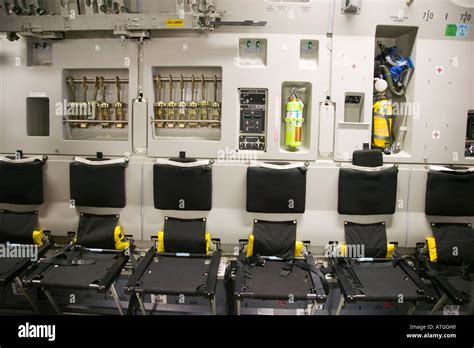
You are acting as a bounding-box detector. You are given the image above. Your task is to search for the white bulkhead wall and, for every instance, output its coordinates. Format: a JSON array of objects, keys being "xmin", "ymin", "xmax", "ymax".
[{"xmin": 0, "ymin": 0, "xmax": 473, "ymax": 248}]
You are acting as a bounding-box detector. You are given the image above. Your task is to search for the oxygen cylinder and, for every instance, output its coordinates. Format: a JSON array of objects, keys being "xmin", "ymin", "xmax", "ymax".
[
  {"xmin": 285, "ymin": 95, "xmax": 304, "ymax": 149},
  {"xmin": 372, "ymin": 99, "xmax": 393, "ymax": 150}
]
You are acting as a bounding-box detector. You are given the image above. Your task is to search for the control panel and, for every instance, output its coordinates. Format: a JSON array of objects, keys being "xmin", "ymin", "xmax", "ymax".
[{"xmin": 239, "ymin": 88, "xmax": 267, "ymax": 151}]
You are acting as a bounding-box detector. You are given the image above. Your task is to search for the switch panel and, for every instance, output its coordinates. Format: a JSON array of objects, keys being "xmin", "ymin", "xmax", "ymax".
[
  {"xmin": 239, "ymin": 88, "xmax": 267, "ymax": 151},
  {"xmin": 240, "ymin": 135, "xmax": 265, "ymax": 151}
]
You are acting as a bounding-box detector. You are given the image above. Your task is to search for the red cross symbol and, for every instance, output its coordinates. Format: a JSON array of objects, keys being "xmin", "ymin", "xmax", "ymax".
[
  {"xmin": 436, "ymin": 66, "xmax": 444, "ymax": 75},
  {"xmin": 433, "ymin": 131, "xmax": 440, "ymax": 139},
  {"xmin": 351, "ymin": 63, "xmax": 358, "ymax": 71}
]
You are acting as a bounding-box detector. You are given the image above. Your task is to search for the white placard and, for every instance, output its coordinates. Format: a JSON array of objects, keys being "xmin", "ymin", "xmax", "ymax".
[
  {"xmin": 29, "ymin": 92, "xmax": 47, "ymax": 98},
  {"xmin": 151, "ymin": 294, "xmax": 167, "ymax": 305},
  {"xmin": 257, "ymin": 308, "xmax": 274, "ymax": 315},
  {"xmin": 443, "ymin": 305, "xmax": 460, "ymax": 316}
]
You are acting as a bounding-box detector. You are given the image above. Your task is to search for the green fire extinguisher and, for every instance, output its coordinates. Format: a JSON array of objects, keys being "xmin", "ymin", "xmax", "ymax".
[{"xmin": 285, "ymin": 89, "xmax": 305, "ymax": 149}]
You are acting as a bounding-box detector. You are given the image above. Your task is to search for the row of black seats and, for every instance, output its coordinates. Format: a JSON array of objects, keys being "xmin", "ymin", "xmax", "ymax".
[{"xmin": 0, "ymin": 150, "xmax": 473, "ymax": 315}]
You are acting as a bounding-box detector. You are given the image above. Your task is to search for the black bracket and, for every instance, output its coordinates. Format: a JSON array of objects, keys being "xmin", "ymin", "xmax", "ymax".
[
  {"xmin": 416, "ymin": 242, "xmax": 426, "ymax": 251},
  {"xmin": 15, "ymin": 150, "xmax": 23, "ymax": 159},
  {"xmin": 67, "ymin": 231, "xmax": 76, "ymax": 242},
  {"xmin": 125, "ymin": 234, "xmax": 135, "ymax": 246},
  {"xmin": 238, "ymin": 239, "xmax": 248, "ymax": 252},
  {"xmin": 212, "ymin": 238, "xmax": 221, "ymax": 249}
]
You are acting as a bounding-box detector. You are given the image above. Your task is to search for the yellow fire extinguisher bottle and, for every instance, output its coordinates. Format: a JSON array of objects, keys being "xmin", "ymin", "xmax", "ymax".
[
  {"xmin": 285, "ymin": 95, "xmax": 304, "ymax": 148},
  {"xmin": 372, "ymin": 99, "xmax": 393, "ymax": 149}
]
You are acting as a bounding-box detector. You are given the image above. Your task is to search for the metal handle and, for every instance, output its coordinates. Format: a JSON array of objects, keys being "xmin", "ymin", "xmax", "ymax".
[
  {"xmin": 67, "ymin": 77, "xmax": 129, "ymax": 84},
  {"xmin": 156, "ymin": 74, "xmax": 163, "ymax": 101},
  {"xmin": 115, "ymin": 76, "xmax": 121, "ymax": 102},
  {"xmin": 169, "ymin": 74, "xmax": 173, "ymax": 101},
  {"xmin": 82, "ymin": 77, "xmax": 88, "ymax": 102},
  {"xmin": 93, "ymin": 76, "xmax": 100, "ymax": 100},
  {"xmin": 201, "ymin": 74, "xmax": 206, "ymax": 101},
  {"xmin": 213, "ymin": 75, "xmax": 218, "ymax": 102},
  {"xmin": 100, "ymin": 76, "xmax": 106, "ymax": 102},
  {"xmin": 180, "ymin": 75, "xmax": 185, "ymax": 101},
  {"xmin": 67, "ymin": 77, "xmax": 76, "ymax": 102},
  {"xmin": 154, "ymin": 76, "xmax": 222, "ymax": 83}
]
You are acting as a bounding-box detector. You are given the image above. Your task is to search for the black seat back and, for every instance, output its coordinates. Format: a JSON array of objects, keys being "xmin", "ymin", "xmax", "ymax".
[
  {"xmin": 0, "ymin": 210, "xmax": 38, "ymax": 245},
  {"xmin": 344, "ymin": 222, "xmax": 388, "ymax": 259},
  {"xmin": 70, "ymin": 158, "xmax": 126, "ymax": 209},
  {"xmin": 0, "ymin": 157, "xmax": 44, "ymax": 205},
  {"xmin": 338, "ymin": 150, "xmax": 398, "ymax": 215},
  {"xmin": 76, "ymin": 213, "xmax": 118, "ymax": 250},
  {"xmin": 253, "ymin": 220, "xmax": 297, "ymax": 261},
  {"xmin": 163, "ymin": 217, "xmax": 207, "ymax": 254}
]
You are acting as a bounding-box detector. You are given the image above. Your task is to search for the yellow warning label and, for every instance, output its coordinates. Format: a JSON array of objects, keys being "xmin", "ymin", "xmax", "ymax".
[{"xmin": 166, "ymin": 19, "xmax": 185, "ymax": 27}]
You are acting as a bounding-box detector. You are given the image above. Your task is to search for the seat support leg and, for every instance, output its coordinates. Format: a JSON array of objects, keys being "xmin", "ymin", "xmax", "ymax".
[
  {"xmin": 110, "ymin": 283, "xmax": 124, "ymax": 316},
  {"xmin": 309, "ymin": 301, "xmax": 316, "ymax": 316},
  {"xmin": 43, "ymin": 288, "xmax": 62, "ymax": 315},
  {"xmin": 236, "ymin": 298, "xmax": 241, "ymax": 316},
  {"xmin": 14, "ymin": 277, "xmax": 39, "ymax": 314},
  {"xmin": 210, "ymin": 296, "xmax": 217, "ymax": 315},
  {"xmin": 429, "ymin": 294, "xmax": 447, "ymax": 315},
  {"xmin": 407, "ymin": 302, "xmax": 418, "ymax": 315},
  {"xmin": 136, "ymin": 293, "xmax": 147, "ymax": 315},
  {"xmin": 335, "ymin": 295, "xmax": 345, "ymax": 316}
]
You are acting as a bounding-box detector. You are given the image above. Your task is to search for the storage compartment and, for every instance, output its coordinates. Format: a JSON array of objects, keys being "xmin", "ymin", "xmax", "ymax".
[
  {"xmin": 82, "ymin": 0, "xmax": 133, "ymax": 14},
  {"xmin": 151, "ymin": 66, "xmax": 222, "ymax": 141},
  {"xmin": 27, "ymin": 97, "xmax": 50, "ymax": 137},
  {"xmin": 62, "ymin": 68, "xmax": 129, "ymax": 141},
  {"xmin": 280, "ymin": 82, "xmax": 312, "ymax": 153},
  {"xmin": 373, "ymin": 25, "xmax": 418, "ymax": 156},
  {"xmin": 299, "ymin": 39, "xmax": 319, "ymax": 70},
  {"xmin": 27, "ymin": 40, "xmax": 52, "ymax": 67},
  {"xmin": 238, "ymin": 39, "xmax": 267, "ymax": 68},
  {"xmin": 344, "ymin": 93, "xmax": 365, "ymax": 123}
]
